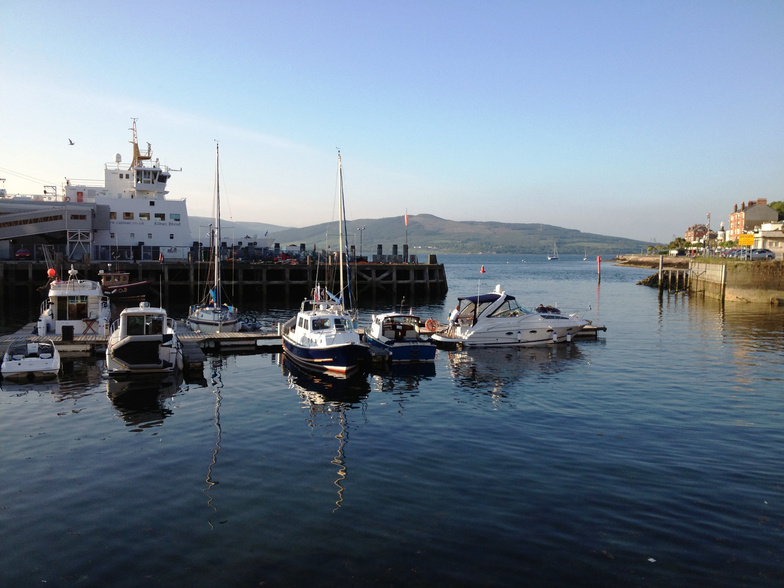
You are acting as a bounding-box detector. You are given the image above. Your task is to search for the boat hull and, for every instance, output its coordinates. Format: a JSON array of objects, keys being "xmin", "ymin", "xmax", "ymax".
[
  {"xmin": 103, "ymin": 280, "xmax": 152, "ymax": 299},
  {"xmin": 186, "ymin": 306, "xmax": 241, "ymax": 334},
  {"xmin": 106, "ymin": 335, "xmax": 182, "ymax": 375},
  {"xmin": 366, "ymin": 336, "xmax": 436, "ymax": 362},
  {"xmin": 281, "ymin": 336, "xmax": 369, "ymax": 375}
]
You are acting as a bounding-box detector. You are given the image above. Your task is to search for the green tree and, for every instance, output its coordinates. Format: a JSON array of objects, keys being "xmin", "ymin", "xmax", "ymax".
[{"xmin": 769, "ymin": 201, "xmax": 784, "ymax": 220}]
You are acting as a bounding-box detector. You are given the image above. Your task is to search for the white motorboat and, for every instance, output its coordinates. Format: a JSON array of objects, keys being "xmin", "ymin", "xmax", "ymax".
[
  {"xmin": 365, "ymin": 312, "xmax": 437, "ymax": 363},
  {"xmin": 37, "ymin": 266, "xmax": 111, "ymax": 337},
  {"xmin": 106, "ymin": 302, "xmax": 183, "ymax": 375},
  {"xmin": 2, "ymin": 339, "xmax": 61, "ymax": 381},
  {"xmin": 187, "ymin": 143, "xmax": 240, "ymax": 334},
  {"xmin": 281, "ymin": 152, "xmax": 369, "ymax": 374},
  {"xmin": 431, "ymin": 284, "xmax": 588, "ymax": 348}
]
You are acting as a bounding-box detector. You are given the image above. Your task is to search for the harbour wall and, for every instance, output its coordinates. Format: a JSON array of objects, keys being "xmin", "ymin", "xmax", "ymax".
[
  {"xmin": 690, "ymin": 260, "xmax": 784, "ymax": 304},
  {"xmin": 0, "ymin": 257, "xmax": 449, "ymax": 306}
]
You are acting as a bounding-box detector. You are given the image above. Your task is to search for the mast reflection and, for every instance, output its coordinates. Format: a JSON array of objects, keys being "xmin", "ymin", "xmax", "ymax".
[{"xmin": 281, "ymin": 356, "xmax": 370, "ymax": 511}]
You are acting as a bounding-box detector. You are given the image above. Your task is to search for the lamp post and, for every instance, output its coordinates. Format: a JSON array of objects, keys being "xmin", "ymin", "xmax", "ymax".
[{"xmin": 357, "ymin": 226, "xmax": 365, "ymax": 258}]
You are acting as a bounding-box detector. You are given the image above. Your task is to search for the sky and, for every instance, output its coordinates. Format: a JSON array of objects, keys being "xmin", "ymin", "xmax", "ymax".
[{"xmin": 1, "ymin": 1, "xmax": 782, "ymax": 243}]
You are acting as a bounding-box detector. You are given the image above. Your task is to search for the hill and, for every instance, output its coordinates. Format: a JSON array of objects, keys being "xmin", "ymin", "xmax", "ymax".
[
  {"xmin": 190, "ymin": 217, "xmax": 288, "ymax": 244},
  {"xmin": 264, "ymin": 213, "xmax": 651, "ymax": 255}
]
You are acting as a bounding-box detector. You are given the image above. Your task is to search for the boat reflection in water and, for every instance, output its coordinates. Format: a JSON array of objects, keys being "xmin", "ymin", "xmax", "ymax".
[
  {"xmin": 281, "ymin": 356, "xmax": 370, "ymax": 511},
  {"xmin": 447, "ymin": 345, "xmax": 583, "ymax": 400},
  {"xmin": 106, "ymin": 373, "xmax": 182, "ymax": 432},
  {"xmin": 368, "ymin": 361, "xmax": 436, "ymax": 402},
  {"xmin": 203, "ymin": 357, "xmax": 225, "ymax": 530}
]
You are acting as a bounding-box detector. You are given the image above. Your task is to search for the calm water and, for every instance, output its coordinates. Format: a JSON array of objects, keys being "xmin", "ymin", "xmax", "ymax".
[{"xmin": 2, "ymin": 255, "xmax": 783, "ymax": 587}]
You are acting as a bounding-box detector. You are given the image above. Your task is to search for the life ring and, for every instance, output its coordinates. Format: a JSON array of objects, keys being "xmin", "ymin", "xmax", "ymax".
[
  {"xmin": 425, "ymin": 318, "xmax": 438, "ymax": 331},
  {"xmin": 64, "ymin": 196, "xmax": 71, "ymax": 202}
]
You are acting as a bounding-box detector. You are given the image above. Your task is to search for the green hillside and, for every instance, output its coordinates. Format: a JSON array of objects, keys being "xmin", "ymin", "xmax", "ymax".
[{"xmin": 266, "ymin": 213, "xmax": 652, "ymax": 255}]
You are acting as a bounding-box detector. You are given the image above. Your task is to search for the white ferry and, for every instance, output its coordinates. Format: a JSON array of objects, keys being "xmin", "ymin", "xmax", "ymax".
[{"xmin": 0, "ymin": 120, "xmax": 192, "ymax": 262}]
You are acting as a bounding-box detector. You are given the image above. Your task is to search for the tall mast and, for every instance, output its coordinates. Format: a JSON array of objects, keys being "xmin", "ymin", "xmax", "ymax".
[
  {"xmin": 213, "ymin": 143, "xmax": 221, "ymax": 307},
  {"xmin": 337, "ymin": 151, "xmax": 345, "ymax": 307}
]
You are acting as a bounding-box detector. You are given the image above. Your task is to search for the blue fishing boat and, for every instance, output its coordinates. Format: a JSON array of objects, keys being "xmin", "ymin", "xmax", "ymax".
[{"xmin": 365, "ymin": 312, "xmax": 437, "ymax": 363}]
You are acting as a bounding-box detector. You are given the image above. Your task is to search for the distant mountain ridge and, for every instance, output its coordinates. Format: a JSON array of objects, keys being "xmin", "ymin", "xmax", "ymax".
[{"xmin": 264, "ymin": 213, "xmax": 651, "ymax": 255}]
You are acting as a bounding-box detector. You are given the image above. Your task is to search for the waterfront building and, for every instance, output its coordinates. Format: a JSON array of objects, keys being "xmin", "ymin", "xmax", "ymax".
[
  {"xmin": 727, "ymin": 198, "xmax": 778, "ymax": 242},
  {"xmin": 0, "ymin": 121, "xmax": 192, "ymax": 262}
]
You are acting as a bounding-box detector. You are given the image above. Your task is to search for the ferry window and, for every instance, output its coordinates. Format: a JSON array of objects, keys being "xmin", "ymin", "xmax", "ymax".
[
  {"xmin": 123, "ymin": 212, "xmax": 134, "ymax": 220},
  {"xmin": 149, "ymin": 201, "xmax": 155, "ymax": 206},
  {"xmin": 110, "ymin": 212, "xmax": 117, "ymax": 220},
  {"xmin": 154, "ymin": 213, "xmax": 165, "ymax": 221},
  {"xmin": 170, "ymin": 214, "xmax": 181, "ymax": 222},
  {"xmin": 70, "ymin": 214, "xmax": 87, "ymax": 220},
  {"xmin": 130, "ymin": 233, "xmax": 135, "ymax": 239},
  {"xmin": 170, "ymin": 234, "xmax": 174, "ymax": 239},
  {"xmin": 110, "ymin": 233, "xmax": 115, "ymax": 239},
  {"xmin": 147, "ymin": 233, "xmax": 153, "ymax": 240},
  {"xmin": 139, "ymin": 213, "xmax": 150, "ymax": 221}
]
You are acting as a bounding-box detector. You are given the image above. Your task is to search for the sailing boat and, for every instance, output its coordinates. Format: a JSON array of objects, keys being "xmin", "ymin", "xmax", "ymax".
[
  {"xmin": 583, "ymin": 248, "xmax": 588, "ymax": 261},
  {"xmin": 548, "ymin": 241, "xmax": 559, "ymax": 261},
  {"xmin": 186, "ymin": 144, "xmax": 240, "ymax": 334},
  {"xmin": 280, "ymin": 151, "xmax": 370, "ymax": 375}
]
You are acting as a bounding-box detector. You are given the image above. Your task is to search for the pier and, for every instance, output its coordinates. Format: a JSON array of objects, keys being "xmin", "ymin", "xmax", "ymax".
[{"xmin": 0, "ymin": 257, "xmax": 449, "ymax": 304}]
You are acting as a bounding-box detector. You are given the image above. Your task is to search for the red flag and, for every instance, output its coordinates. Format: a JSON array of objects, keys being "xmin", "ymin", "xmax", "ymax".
[
  {"xmin": 480, "ymin": 265, "xmax": 485, "ymax": 273},
  {"xmin": 405, "ymin": 213, "xmax": 408, "ymax": 226}
]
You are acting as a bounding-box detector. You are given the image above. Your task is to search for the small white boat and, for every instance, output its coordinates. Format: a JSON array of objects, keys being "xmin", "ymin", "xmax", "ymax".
[
  {"xmin": 548, "ymin": 241, "xmax": 559, "ymax": 261},
  {"xmin": 365, "ymin": 312, "xmax": 437, "ymax": 363},
  {"xmin": 431, "ymin": 284, "xmax": 588, "ymax": 348},
  {"xmin": 106, "ymin": 302, "xmax": 183, "ymax": 375},
  {"xmin": 2, "ymin": 339, "xmax": 61, "ymax": 381},
  {"xmin": 187, "ymin": 143, "xmax": 241, "ymax": 334},
  {"xmin": 37, "ymin": 266, "xmax": 111, "ymax": 337}
]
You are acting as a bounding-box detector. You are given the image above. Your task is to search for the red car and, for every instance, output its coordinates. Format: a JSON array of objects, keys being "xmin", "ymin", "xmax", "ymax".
[{"xmin": 14, "ymin": 248, "xmax": 30, "ymax": 260}]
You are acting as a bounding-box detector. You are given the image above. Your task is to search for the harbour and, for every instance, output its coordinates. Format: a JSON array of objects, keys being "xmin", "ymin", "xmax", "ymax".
[{"xmin": 1, "ymin": 255, "xmax": 783, "ymax": 587}]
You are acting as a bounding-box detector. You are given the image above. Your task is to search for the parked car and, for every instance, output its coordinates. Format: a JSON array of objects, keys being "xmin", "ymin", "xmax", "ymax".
[
  {"xmin": 749, "ymin": 248, "xmax": 775, "ymax": 260},
  {"xmin": 14, "ymin": 248, "xmax": 30, "ymax": 260}
]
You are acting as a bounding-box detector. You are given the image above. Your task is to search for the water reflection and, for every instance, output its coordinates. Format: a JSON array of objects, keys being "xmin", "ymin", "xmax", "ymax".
[
  {"xmin": 106, "ymin": 374, "xmax": 182, "ymax": 431},
  {"xmin": 281, "ymin": 357, "xmax": 370, "ymax": 510},
  {"xmin": 204, "ymin": 357, "xmax": 225, "ymax": 530},
  {"xmin": 369, "ymin": 362, "xmax": 436, "ymax": 407},
  {"xmin": 447, "ymin": 345, "xmax": 582, "ymax": 399}
]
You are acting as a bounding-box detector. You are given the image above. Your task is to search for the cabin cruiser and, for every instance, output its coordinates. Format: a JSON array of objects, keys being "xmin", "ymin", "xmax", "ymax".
[
  {"xmin": 281, "ymin": 292, "xmax": 370, "ymax": 375},
  {"xmin": 431, "ymin": 284, "xmax": 588, "ymax": 348},
  {"xmin": 37, "ymin": 267, "xmax": 111, "ymax": 337},
  {"xmin": 105, "ymin": 302, "xmax": 183, "ymax": 375},
  {"xmin": 365, "ymin": 312, "xmax": 437, "ymax": 363},
  {"xmin": 281, "ymin": 153, "xmax": 370, "ymax": 375},
  {"xmin": 2, "ymin": 339, "xmax": 60, "ymax": 381}
]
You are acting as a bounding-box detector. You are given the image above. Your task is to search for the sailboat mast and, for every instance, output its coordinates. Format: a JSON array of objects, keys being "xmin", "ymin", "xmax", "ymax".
[
  {"xmin": 213, "ymin": 143, "xmax": 221, "ymax": 308},
  {"xmin": 337, "ymin": 151, "xmax": 345, "ymax": 307}
]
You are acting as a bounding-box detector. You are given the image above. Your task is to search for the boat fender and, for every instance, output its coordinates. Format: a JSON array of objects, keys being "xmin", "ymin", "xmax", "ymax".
[{"xmin": 425, "ymin": 319, "xmax": 438, "ymax": 331}]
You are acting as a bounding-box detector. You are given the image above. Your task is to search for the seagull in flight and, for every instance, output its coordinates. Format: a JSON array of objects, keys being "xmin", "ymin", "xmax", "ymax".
[{"xmin": 68, "ymin": 139, "xmax": 74, "ymax": 145}]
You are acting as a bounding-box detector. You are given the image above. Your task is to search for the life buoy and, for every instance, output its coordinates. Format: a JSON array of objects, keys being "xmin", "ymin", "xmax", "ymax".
[
  {"xmin": 64, "ymin": 196, "xmax": 71, "ymax": 202},
  {"xmin": 425, "ymin": 318, "xmax": 438, "ymax": 331}
]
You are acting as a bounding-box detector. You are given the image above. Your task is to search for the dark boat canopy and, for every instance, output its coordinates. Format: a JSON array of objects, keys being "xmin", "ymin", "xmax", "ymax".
[{"xmin": 457, "ymin": 292, "xmax": 515, "ymax": 304}]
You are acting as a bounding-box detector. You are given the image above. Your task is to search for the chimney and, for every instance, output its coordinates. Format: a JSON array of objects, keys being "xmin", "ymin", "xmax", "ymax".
[
  {"xmin": 734, "ymin": 203, "xmax": 738, "ymax": 213},
  {"xmin": 757, "ymin": 198, "xmax": 768, "ymax": 206}
]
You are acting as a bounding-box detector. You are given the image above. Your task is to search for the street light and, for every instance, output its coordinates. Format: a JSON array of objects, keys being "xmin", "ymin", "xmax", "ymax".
[{"xmin": 357, "ymin": 226, "xmax": 365, "ymax": 258}]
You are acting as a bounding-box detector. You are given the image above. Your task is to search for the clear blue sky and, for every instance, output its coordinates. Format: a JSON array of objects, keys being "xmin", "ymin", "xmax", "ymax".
[{"xmin": 1, "ymin": 1, "xmax": 782, "ymax": 243}]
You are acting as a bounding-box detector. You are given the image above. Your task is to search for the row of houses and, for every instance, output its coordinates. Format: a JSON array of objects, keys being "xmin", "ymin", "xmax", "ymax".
[{"xmin": 685, "ymin": 198, "xmax": 783, "ymax": 256}]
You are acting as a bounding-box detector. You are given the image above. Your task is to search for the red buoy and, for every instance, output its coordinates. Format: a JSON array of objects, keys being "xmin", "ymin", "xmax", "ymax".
[
  {"xmin": 480, "ymin": 265, "xmax": 485, "ymax": 274},
  {"xmin": 47, "ymin": 268, "xmax": 56, "ymax": 278}
]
